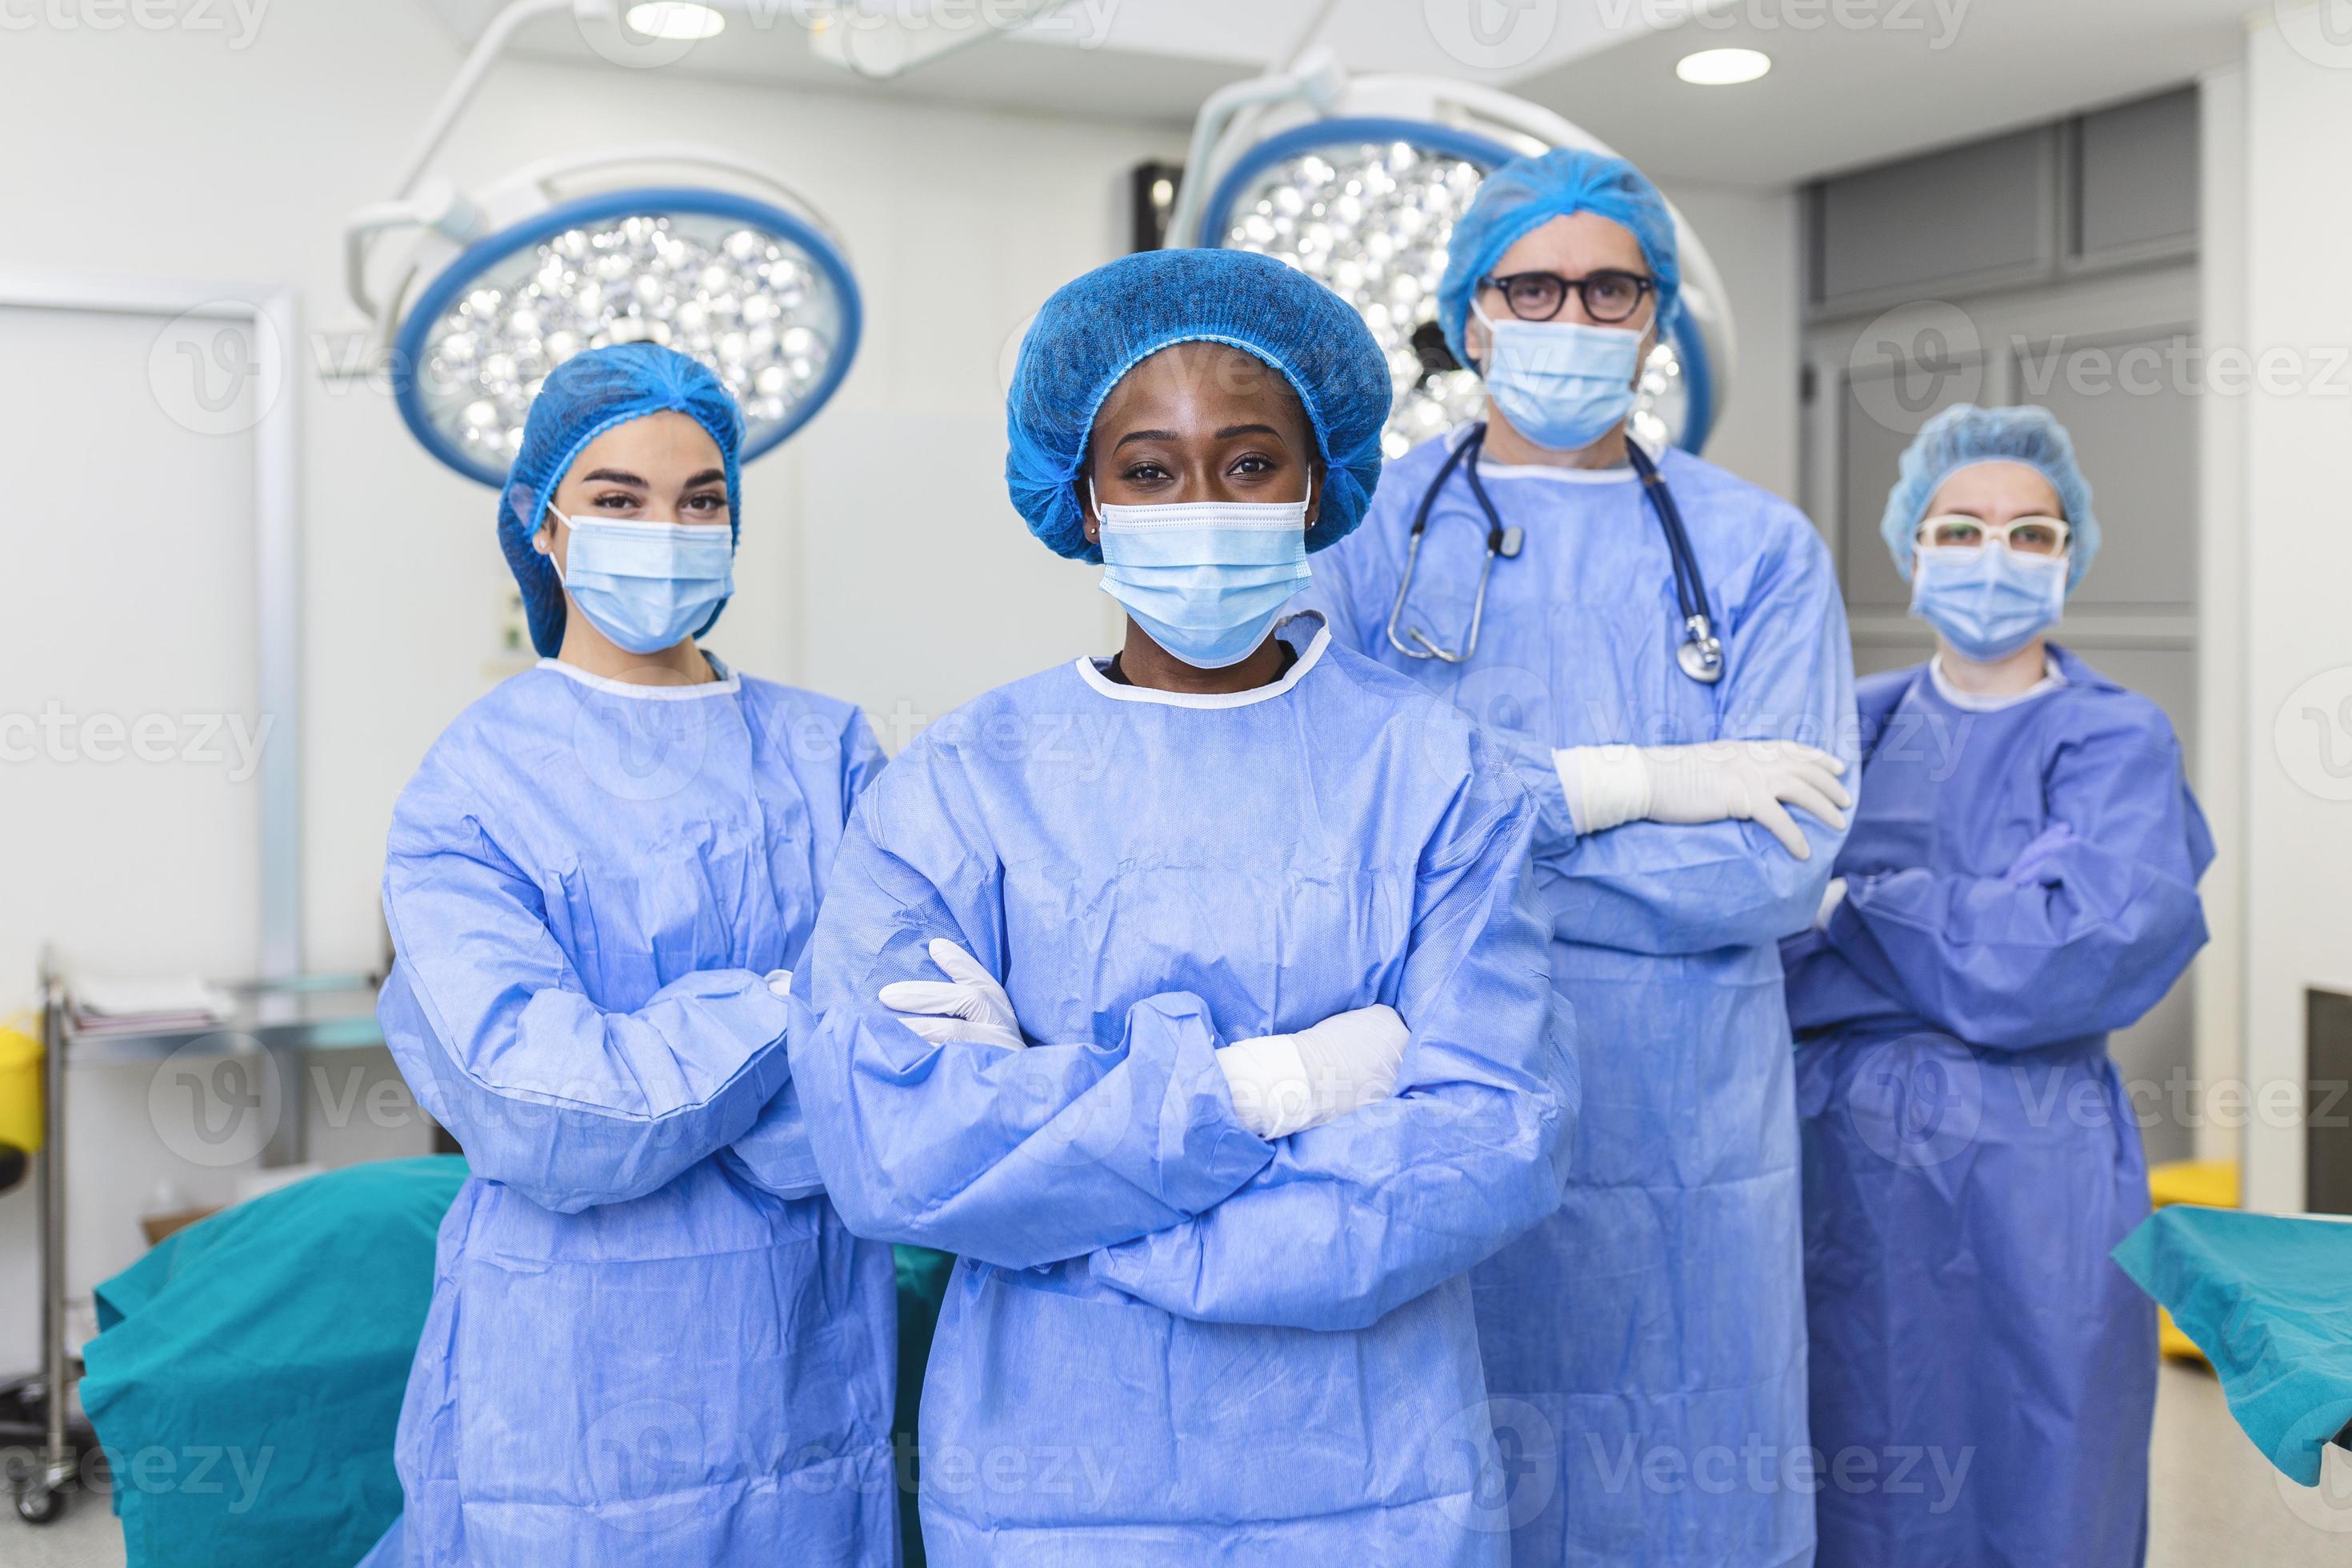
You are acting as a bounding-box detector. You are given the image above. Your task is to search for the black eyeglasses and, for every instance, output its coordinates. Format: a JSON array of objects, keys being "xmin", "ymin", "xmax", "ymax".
[{"xmin": 1479, "ymin": 269, "xmax": 1654, "ymax": 326}]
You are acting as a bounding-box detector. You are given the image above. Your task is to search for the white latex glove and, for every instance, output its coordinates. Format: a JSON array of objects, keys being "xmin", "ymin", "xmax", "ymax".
[
  {"xmin": 764, "ymin": 969, "xmax": 794, "ymax": 1000},
  {"xmin": 1555, "ymin": 741, "xmax": 1850, "ymax": 860},
  {"xmin": 875, "ymin": 938, "xmax": 1026, "ymax": 1051},
  {"xmin": 1815, "ymin": 878, "xmax": 1848, "ymax": 930},
  {"xmin": 1215, "ymin": 1004, "xmax": 1411, "ymax": 1141}
]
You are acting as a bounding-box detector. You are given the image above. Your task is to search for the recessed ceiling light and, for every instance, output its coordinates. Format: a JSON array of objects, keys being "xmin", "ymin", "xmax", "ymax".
[
  {"xmin": 626, "ymin": 2, "xmax": 726, "ymax": 41},
  {"xmin": 1676, "ymin": 47, "xmax": 1770, "ymax": 86}
]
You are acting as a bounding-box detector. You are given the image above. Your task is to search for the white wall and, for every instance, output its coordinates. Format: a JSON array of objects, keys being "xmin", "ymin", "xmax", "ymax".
[
  {"xmin": 0, "ymin": 6, "xmax": 1170, "ymax": 1370},
  {"xmin": 1658, "ymin": 182, "xmax": 1804, "ymax": 502},
  {"xmin": 2237, "ymin": 14, "xmax": 2352, "ymax": 1212}
]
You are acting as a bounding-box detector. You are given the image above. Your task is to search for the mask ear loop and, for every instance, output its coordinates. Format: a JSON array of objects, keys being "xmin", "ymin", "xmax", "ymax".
[{"xmin": 1468, "ymin": 298, "xmax": 1498, "ymax": 375}]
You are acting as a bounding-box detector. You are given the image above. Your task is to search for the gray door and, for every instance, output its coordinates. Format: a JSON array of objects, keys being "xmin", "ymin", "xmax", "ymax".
[{"xmin": 1799, "ymin": 90, "xmax": 2204, "ymax": 1163}]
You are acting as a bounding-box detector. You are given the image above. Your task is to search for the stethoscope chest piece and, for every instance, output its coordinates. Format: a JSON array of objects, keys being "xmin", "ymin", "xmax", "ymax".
[{"xmin": 1678, "ymin": 628, "xmax": 1726, "ymax": 684}]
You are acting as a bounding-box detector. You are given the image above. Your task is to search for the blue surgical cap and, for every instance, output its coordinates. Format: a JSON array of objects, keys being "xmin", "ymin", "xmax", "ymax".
[
  {"xmin": 501, "ymin": 342, "xmax": 746, "ymax": 658},
  {"xmin": 1437, "ymin": 147, "xmax": 1682, "ymax": 368},
  {"xmin": 1005, "ymin": 248, "xmax": 1389, "ymax": 562},
  {"xmin": 1880, "ymin": 403, "xmax": 2100, "ymax": 591}
]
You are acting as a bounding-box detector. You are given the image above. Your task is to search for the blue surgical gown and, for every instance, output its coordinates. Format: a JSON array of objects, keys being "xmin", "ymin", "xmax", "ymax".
[
  {"xmin": 1781, "ymin": 650, "xmax": 2211, "ymax": 1568},
  {"xmin": 367, "ymin": 658, "xmax": 901, "ymax": 1567},
  {"xmin": 1305, "ymin": 432, "xmax": 1855, "ymax": 1566},
  {"xmin": 769, "ymin": 615, "xmax": 1578, "ymax": 1566}
]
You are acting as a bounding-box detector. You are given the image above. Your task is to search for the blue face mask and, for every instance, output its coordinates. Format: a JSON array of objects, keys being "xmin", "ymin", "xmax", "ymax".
[
  {"xmin": 554, "ymin": 511, "xmax": 736, "ymax": 656},
  {"xmin": 1095, "ymin": 486, "xmax": 1312, "ymax": 670},
  {"xmin": 1910, "ymin": 542, "xmax": 2067, "ymax": 662},
  {"xmin": 1473, "ymin": 302, "xmax": 1642, "ymax": 452}
]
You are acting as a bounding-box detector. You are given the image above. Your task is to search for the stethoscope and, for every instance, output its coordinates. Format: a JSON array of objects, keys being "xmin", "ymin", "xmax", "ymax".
[{"xmin": 1382, "ymin": 422, "xmax": 1726, "ymax": 684}]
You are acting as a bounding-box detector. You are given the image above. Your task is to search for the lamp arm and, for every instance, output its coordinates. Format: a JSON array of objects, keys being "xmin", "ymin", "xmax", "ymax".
[
  {"xmin": 1165, "ymin": 48, "xmax": 1348, "ymax": 250},
  {"xmin": 391, "ymin": 0, "xmax": 594, "ymax": 198}
]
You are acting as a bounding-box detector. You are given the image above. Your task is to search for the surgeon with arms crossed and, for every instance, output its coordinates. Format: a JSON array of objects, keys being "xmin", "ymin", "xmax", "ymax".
[
  {"xmin": 758, "ymin": 248, "xmax": 1578, "ymax": 1565},
  {"xmin": 1302, "ymin": 148, "xmax": 1856, "ymax": 1567},
  {"xmin": 1784, "ymin": 404, "xmax": 2211, "ymax": 1566},
  {"xmin": 361, "ymin": 344, "xmax": 898, "ymax": 1566}
]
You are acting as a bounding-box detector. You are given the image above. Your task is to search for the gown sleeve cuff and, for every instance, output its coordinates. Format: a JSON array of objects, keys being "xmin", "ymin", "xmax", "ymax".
[{"xmin": 1122, "ymin": 993, "xmax": 1278, "ymax": 1214}]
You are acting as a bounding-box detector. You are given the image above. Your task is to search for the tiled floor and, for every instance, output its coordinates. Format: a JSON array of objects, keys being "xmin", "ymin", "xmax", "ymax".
[{"xmin": 8, "ymin": 1362, "xmax": 2349, "ymax": 1566}]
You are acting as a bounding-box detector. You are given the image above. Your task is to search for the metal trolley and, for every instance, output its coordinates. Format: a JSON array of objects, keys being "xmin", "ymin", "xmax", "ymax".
[{"xmin": 6, "ymin": 958, "xmax": 381, "ymax": 1526}]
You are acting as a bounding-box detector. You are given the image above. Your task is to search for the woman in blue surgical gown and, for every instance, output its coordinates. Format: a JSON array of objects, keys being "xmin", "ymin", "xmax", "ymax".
[
  {"xmin": 1302, "ymin": 148, "xmax": 1854, "ymax": 1567},
  {"xmin": 1781, "ymin": 404, "xmax": 2212, "ymax": 1567},
  {"xmin": 359, "ymin": 344, "xmax": 898, "ymax": 1567},
  {"xmin": 760, "ymin": 248, "xmax": 1577, "ymax": 1566}
]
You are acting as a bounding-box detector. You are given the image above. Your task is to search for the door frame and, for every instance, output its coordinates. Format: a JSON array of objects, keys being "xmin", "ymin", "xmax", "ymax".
[{"xmin": 0, "ymin": 270, "xmax": 304, "ymax": 976}]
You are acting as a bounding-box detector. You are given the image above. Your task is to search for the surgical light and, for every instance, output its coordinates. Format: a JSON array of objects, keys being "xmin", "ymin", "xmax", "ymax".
[
  {"xmin": 1676, "ymin": 48, "xmax": 1770, "ymax": 86},
  {"xmin": 625, "ymin": 2, "xmax": 726, "ymax": 40},
  {"xmin": 396, "ymin": 190, "xmax": 854, "ymax": 482},
  {"xmin": 343, "ymin": 0, "xmax": 861, "ymax": 486},
  {"xmin": 1173, "ymin": 55, "xmax": 1734, "ymax": 459}
]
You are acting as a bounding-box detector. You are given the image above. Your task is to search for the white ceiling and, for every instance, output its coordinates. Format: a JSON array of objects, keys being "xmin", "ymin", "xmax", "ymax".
[
  {"xmin": 1513, "ymin": 0, "xmax": 2254, "ymax": 185},
  {"xmin": 422, "ymin": 0, "xmax": 2259, "ymax": 186}
]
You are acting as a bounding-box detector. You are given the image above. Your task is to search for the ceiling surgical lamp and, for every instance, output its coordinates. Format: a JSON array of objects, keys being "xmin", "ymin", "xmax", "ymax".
[
  {"xmin": 343, "ymin": 0, "xmax": 862, "ymax": 486},
  {"xmin": 1169, "ymin": 52, "xmax": 1737, "ymax": 459}
]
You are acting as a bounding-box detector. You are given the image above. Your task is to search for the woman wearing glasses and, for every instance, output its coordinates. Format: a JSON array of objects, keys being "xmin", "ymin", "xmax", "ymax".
[
  {"xmin": 1300, "ymin": 146, "xmax": 1854, "ymax": 1568},
  {"xmin": 1782, "ymin": 404, "xmax": 2211, "ymax": 1567}
]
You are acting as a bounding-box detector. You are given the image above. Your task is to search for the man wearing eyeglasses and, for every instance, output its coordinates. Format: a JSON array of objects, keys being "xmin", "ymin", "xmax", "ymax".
[
  {"xmin": 1298, "ymin": 146, "xmax": 1857, "ymax": 1567},
  {"xmin": 1780, "ymin": 403, "xmax": 2210, "ymax": 1568}
]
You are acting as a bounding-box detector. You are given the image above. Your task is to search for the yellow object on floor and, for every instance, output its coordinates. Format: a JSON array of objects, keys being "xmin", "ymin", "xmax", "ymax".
[
  {"xmin": 0, "ymin": 1012, "xmax": 42, "ymax": 1154},
  {"xmin": 2147, "ymin": 1159, "xmax": 2240, "ymax": 1362}
]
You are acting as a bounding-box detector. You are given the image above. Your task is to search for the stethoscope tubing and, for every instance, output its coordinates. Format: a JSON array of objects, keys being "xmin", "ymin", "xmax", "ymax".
[{"xmin": 1386, "ymin": 422, "xmax": 1724, "ymax": 681}]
